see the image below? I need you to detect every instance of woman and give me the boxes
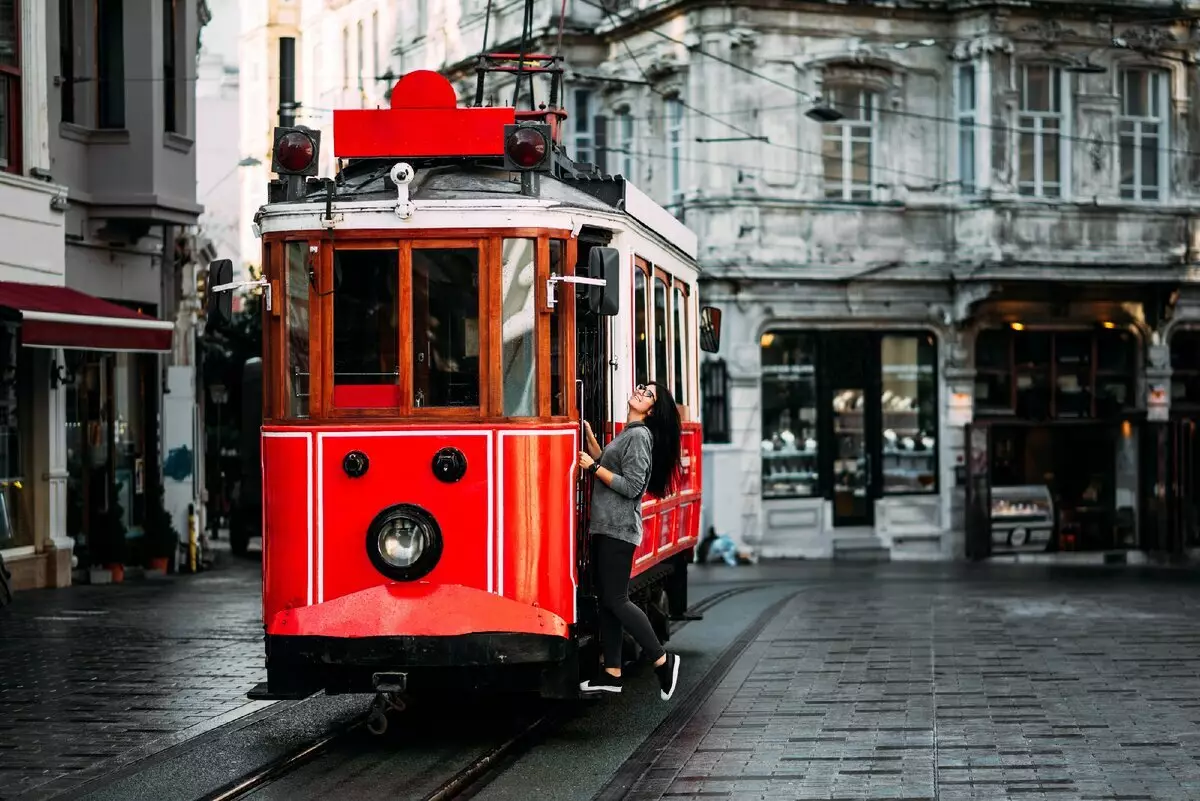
[577,381,683,700]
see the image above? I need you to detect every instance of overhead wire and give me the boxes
[574,0,1200,165]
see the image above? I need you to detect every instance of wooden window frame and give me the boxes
[262,228,575,425]
[0,0,20,174]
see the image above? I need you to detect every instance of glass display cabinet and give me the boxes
[990,484,1055,553]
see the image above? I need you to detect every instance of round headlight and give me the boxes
[366,504,442,581]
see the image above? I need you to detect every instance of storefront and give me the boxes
[756,328,942,557]
[0,281,173,589]
[964,323,1146,558]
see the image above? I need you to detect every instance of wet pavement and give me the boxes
[0,554,269,800]
[5,558,1200,800]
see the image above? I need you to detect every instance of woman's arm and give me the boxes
[577,429,652,499]
[583,421,602,460]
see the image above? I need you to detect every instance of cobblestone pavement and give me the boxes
[0,555,268,800]
[622,563,1200,801]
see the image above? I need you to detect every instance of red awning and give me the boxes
[0,280,174,353]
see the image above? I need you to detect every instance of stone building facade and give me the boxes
[396,0,1200,561]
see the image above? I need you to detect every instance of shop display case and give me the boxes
[990,484,1054,553]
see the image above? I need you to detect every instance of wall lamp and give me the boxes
[805,100,844,123]
[50,358,75,389]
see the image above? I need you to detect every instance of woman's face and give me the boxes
[628,383,657,415]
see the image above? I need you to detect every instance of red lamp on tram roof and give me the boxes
[503,122,552,172]
[271,126,321,176]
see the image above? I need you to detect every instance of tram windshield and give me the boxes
[268,234,571,422]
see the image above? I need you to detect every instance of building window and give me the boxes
[60,0,75,125]
[1119,69,1168,201]
[1172,330,1200,412]
[356,20,365,93]
[762,332,819,498]
[571,88,595,165]
[880,334,938,494]
[666,97,684,209]
[371,11,379,83]
[0,0,18,174]
[615,109,635,180]
[163,0,179,132]
[416,0,427,37]
[822,86,876,201]
[97,0,125,130]
[1017,65,1064,198]
[342,27,350,90]
[701,360,729,444]
[957,64,977,194]
[634,269,649,387]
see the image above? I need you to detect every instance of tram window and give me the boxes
[501,239,537,417]
[412,248,480,409]
[332,249,400,404]
[285,242,310,418]
[634,270,649,387]
[654,277,669,391]
[673,286,687,405]
[549,239,566,416]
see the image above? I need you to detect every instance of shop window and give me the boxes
[500,239,536,417]
[1171,330,1200,410]
[411,247,480,409]
[332,248,400,407]
[975,327,1137,419]
[113,353,146,536]
[701,359,729,443]
[672,286,687,405]
[634,270,649,387]
[881,334,938,493]
[761,331,819,498]
[653,277,669,390]
[0,325,22,548]
[285,243,310,418]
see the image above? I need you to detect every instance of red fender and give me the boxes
[269,582,570,639]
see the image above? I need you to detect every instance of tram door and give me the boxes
[573,235,611,597]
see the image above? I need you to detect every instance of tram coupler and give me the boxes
[372,671,408,693]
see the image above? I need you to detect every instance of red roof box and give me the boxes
[333,70,516,159]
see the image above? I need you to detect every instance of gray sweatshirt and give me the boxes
[588,422,654,546]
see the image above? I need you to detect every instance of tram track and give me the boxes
[198,581,768,801]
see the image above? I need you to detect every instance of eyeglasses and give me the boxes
[635,384,656,401]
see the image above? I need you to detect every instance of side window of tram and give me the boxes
[501,239,536,417]
[634,270,649,387]
[285,242,310,418]
[412,248,481,408]
[654,277,669,392]
[549,239,567,417]
[673,286,687,406]
[333,249,400,404]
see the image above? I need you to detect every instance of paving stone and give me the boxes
[623,562,1200,801]
[0,558,266,799]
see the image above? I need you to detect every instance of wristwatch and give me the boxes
[588,462,601,475]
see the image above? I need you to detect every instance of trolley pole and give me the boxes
[279,37,297,129]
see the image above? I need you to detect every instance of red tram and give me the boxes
[208,62,722,713]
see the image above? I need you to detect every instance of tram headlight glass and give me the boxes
[276,131,316,172]
[377,515,430,568]
[506,128,548,168]
[366,504,443,581]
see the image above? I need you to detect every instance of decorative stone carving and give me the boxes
[728,27,759,51]
[952,283,996,325]
[1020,20,1080,44]
[1114,26,1179,53]
[951,35,1014,61]
[645,48,682,82]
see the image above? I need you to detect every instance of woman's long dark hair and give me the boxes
[644,380,682,498]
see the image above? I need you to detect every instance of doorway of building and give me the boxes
[823,332,877,527]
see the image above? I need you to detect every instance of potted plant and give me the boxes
[145,484,179,574]
[91,477,128,582]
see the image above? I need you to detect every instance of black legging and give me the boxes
[591,534,665,669]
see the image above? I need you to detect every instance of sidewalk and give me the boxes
[0,550,268,800]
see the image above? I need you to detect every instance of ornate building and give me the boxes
[399,1,1200,562]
